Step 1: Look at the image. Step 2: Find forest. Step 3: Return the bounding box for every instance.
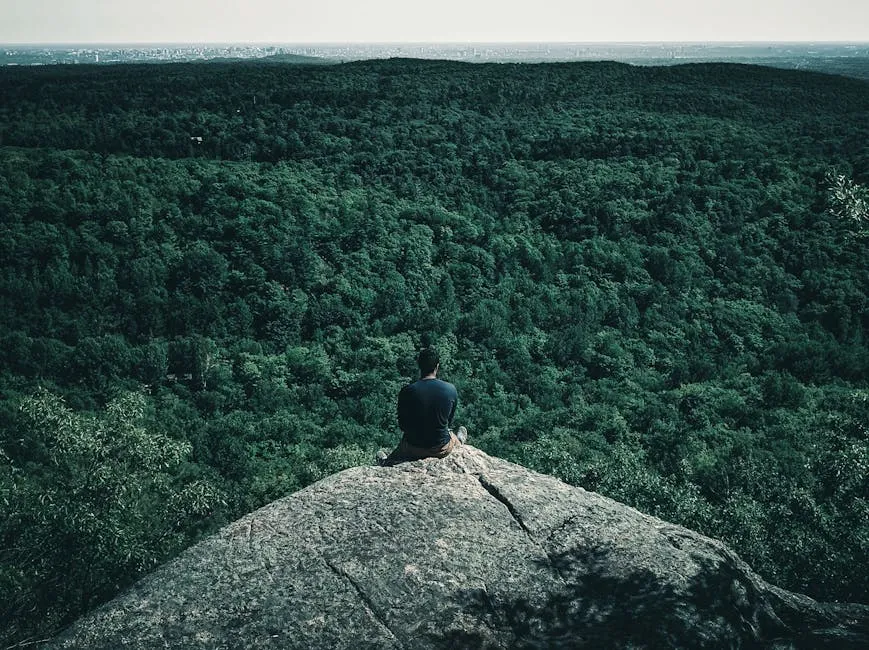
[0,58,867,646]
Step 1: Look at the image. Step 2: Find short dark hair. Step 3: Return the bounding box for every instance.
[417,347,440,375]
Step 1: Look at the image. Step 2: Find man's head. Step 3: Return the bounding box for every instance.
[417,347,440,377]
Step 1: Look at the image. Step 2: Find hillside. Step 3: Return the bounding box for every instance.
[1,59,867,646]
[48,447,869,649]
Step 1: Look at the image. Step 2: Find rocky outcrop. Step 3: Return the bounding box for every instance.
[49,445,867,649]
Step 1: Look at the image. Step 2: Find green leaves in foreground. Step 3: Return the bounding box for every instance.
[827,172,869,238]
[0,389,223,645]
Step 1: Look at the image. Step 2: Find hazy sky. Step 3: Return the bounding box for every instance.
[1,0,868,44]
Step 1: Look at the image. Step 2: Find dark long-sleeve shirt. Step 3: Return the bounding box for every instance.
[397,378,457,448]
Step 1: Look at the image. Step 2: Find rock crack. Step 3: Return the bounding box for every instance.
[323,557,404,649]
[477,475,568,584]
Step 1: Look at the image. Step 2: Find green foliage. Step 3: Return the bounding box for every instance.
[827,172,869,237]
[0,390,223,645]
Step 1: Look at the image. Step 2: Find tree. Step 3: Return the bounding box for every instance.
[827,172,869,237]
[0,389,223,646]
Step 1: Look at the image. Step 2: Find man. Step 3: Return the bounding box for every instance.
[379,347,467,466]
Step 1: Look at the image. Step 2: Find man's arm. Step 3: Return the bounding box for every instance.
[397,385,411,434]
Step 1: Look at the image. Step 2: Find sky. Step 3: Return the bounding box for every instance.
[1,0,868,44]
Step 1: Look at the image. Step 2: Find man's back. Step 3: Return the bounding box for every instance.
[397,378,457,448]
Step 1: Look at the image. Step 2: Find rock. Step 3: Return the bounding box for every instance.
[49,445,868,649]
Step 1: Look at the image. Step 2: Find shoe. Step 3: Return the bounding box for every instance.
[375,450,389,466]
[456,426,468,444]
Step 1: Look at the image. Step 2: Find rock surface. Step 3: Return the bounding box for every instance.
[50,445,867,649]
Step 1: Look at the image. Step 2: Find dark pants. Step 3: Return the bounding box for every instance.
[382,431,462,466]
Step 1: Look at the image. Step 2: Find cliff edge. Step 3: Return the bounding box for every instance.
[49,445,867,649]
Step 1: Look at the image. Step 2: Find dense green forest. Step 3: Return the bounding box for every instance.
[0,59,867,646]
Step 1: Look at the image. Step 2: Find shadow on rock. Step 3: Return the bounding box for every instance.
[433,546,866,649]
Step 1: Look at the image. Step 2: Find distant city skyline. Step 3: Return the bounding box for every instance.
[2,0,868,44]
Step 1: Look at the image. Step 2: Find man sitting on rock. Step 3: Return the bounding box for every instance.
[378,347,467,466]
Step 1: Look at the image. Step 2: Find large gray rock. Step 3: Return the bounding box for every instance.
[50,445,867,649]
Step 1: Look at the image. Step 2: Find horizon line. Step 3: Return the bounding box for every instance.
[3,39,869,47]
